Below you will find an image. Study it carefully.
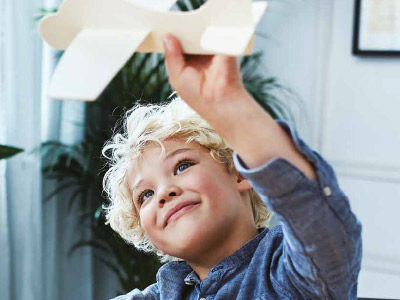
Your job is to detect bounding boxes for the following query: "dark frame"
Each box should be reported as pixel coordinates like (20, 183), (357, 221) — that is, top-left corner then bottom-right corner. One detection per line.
(352, 0), (400, 56)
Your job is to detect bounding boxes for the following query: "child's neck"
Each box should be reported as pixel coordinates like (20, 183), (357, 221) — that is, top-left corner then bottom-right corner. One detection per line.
(187, 224), (258, 281)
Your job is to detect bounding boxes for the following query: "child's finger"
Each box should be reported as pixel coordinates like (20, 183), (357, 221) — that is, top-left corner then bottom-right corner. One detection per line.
(162, 33), (185, 83)
(217, 55), (239, 70)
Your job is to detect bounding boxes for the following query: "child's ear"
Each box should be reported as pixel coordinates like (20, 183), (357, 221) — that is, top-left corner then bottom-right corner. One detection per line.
(235, 171), (252, 192)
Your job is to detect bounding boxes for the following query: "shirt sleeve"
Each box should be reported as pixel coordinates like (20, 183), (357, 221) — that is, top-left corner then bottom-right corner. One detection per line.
(232, 119), (362, 299)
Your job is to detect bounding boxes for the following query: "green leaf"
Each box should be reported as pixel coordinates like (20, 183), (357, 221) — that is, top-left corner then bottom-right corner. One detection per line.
(69, 240), (111, 257)
(43, 181), (79, 202)
(176, 1), (189, 11)
(188, 0), (201, 10)
(0, 145), (23, 160)
(33, 7), (58, 22)
(94, 206), (103, 220)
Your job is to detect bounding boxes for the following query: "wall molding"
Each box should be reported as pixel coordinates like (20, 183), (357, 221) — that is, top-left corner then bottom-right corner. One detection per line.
(362, 251), (400, 277)
(328, 158), (400, 183)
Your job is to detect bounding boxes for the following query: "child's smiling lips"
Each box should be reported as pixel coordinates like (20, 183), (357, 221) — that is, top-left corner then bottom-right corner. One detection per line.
(164, 200), (201, 227)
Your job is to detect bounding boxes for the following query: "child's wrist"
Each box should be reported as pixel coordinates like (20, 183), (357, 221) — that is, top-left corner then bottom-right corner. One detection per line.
(214, 85), (250, 104)
(207, 91), (269, 143)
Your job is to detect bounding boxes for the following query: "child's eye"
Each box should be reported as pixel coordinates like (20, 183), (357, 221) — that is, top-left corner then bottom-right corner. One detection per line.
(174, 159), (195, 175)
(137, 189), (154, 204)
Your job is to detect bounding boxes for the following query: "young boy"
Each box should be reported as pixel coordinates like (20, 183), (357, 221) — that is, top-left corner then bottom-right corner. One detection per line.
(103, 34), (362, 299)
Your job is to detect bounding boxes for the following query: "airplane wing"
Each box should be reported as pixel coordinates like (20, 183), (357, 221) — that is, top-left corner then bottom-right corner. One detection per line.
(128, 0), (177, 11)
(200, 1), (268, 56)
(200, 26), (255, 56)
(47, 28), (150, 101)
(45, 0), (176, 101)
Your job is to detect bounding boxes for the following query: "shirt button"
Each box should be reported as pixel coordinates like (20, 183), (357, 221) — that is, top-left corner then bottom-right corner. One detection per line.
(323, 186), (332, 196)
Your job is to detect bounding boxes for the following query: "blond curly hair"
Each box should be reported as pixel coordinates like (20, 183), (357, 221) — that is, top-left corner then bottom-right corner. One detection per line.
(102, 96), (271, 262)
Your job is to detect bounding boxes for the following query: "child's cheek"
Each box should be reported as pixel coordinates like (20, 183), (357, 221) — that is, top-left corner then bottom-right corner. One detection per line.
(188, 171), (227, 210)
(139, 205), (158, 235)
(140, 208), (169, 251)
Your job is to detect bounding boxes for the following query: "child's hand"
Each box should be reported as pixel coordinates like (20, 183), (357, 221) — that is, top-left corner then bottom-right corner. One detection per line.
(162, 33), (316, 180)
(162, 33), (249, 118)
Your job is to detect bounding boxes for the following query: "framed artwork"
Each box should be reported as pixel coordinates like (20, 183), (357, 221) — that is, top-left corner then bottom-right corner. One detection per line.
(353, 0), (400, 55)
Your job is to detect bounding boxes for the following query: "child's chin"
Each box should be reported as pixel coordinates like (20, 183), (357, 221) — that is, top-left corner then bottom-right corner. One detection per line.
(167, 215), (204, 237)
(166, 219), (224, 255)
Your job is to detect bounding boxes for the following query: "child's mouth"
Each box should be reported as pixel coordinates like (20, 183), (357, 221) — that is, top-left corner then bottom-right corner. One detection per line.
(166, 203), (200, 226)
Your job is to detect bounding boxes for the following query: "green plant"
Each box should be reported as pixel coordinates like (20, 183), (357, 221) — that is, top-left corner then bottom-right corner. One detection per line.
(0, 145), (23, 160)
(34, 7), (58, 21)
(39, 0), (298, 295)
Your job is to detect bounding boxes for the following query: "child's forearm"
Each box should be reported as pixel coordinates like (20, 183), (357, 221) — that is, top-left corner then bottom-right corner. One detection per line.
(233, 119), (363, 298)
(207, 91), (317, 181)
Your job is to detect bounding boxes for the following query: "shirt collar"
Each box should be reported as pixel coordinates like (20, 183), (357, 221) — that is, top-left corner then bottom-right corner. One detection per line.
(205, 227), (269, 271)
(157, 227), (269, 286)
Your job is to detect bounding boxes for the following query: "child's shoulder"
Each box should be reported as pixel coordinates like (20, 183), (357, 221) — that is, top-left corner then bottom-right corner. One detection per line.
(252, 225), (285, 259)
(109, 283), (159, 300)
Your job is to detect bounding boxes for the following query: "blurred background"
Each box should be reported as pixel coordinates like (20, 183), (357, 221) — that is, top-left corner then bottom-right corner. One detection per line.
(1, 0), (399, 299)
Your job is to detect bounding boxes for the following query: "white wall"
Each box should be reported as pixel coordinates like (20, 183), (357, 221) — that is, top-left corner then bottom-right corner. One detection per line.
(255, 0), (400, 298)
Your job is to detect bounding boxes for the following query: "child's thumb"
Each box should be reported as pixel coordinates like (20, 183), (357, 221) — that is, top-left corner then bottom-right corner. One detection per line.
(162, 34), (185, 82)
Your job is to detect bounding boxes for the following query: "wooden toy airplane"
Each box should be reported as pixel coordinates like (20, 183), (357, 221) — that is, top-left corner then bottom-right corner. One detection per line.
(39, 0), (268, 101)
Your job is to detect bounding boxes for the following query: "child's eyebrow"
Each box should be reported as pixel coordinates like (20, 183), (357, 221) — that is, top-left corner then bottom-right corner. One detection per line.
(132, 148), (195, 192)
(164, 148), (194, 160)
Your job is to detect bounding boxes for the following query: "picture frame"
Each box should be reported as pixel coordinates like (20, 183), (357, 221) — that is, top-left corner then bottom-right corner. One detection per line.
(352, 0), (400, 56)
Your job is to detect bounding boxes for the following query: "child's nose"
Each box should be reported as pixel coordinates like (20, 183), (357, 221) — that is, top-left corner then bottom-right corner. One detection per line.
(159, 192), (175, 205)
(158, 186), (182, 206)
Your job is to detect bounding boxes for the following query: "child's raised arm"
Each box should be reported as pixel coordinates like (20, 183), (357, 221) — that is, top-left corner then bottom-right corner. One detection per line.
(162, 34), (362, 298)
(162, 33), (316, 180)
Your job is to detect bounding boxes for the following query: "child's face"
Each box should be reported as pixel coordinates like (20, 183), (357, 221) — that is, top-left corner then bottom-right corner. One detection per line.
(128, 138), (253, 260)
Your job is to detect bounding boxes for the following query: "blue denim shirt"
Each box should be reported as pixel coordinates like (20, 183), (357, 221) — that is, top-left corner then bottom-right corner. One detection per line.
(112, 120), (362, 300)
